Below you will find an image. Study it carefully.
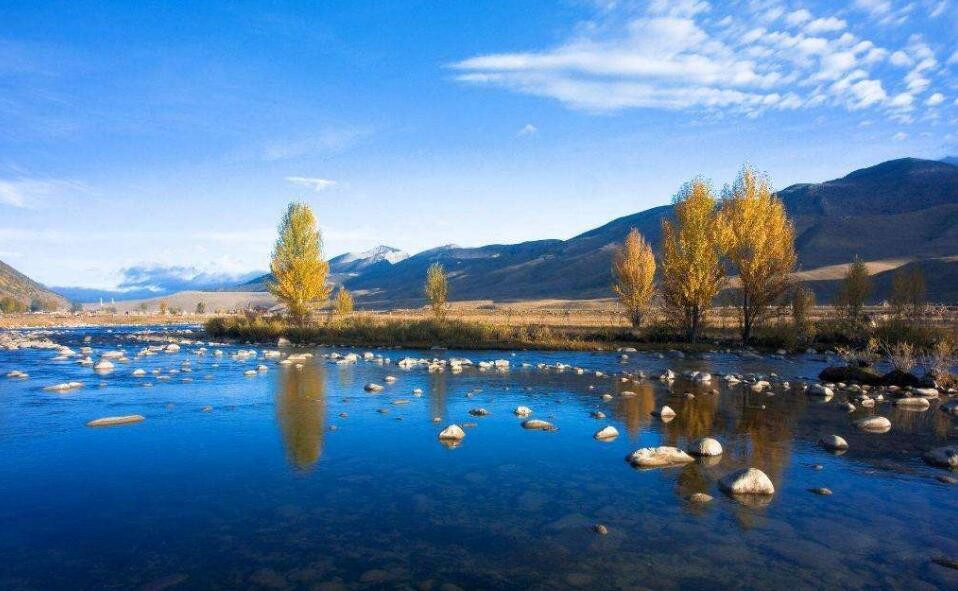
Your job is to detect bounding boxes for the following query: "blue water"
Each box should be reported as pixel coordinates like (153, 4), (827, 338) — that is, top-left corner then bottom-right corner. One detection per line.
(0, 326), (956, 590)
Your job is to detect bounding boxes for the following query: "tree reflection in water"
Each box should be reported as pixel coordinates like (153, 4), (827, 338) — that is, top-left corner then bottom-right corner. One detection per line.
(276, 362), (328, 471)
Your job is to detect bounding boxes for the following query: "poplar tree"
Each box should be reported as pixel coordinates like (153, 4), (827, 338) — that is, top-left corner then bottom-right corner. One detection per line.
(661, 178), (727, 342)
(720, 166), (796, 344)
(268, 202), (331, 326)
(612, 228), (656, 329)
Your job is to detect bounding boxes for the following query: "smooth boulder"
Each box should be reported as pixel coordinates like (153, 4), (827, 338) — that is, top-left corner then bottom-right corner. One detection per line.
(86, 415), (145, 428)
(855, 416), (892, 433)
(819, 434), (849, 451)
(719, 467), (775, 495)
(626, 446), (694, 468)
(438, 425), (465, 441)
(687, 437), (723, 457)
(521, 419), (557, 431)
(593, 426), (619, 441)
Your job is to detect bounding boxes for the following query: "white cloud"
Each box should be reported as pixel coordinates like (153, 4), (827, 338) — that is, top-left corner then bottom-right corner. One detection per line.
(889, 50), (912, 67)
(948, 49), (958, 65)
(930, 1), (947, 17)
(926, 92), (945, 106)
(285, 176), (337, 192)
(893, 131), (908, 141)
(854, 0), (892, 16)
(517, 123), (538, 136)
(450, 2), (951, 120)
(805, 17), (847, 34)
(785, 9), (812, 26)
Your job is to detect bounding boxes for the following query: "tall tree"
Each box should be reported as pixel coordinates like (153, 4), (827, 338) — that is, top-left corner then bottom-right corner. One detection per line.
(612, 228), (656, 329)
(835, 256), (871, 321)
(719, 166), (797, 344)
(889, 266), (926, 318)
(268, 202), (331, 326)
(424, 262), (449, 321)
(661, 178), (727, 342)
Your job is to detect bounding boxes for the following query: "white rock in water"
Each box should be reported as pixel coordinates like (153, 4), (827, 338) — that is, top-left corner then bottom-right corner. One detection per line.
(808, 384), (833, 397)
(364, 383), (384, 392)
(131, 369), (147, 377)
(256, 364), (268, 372)
(384, 375), (397, 383)
(895, 397), (930, 410)
(627, 446), (694, 468)
(521, 419), (557, 431)
(923, 446), (958, 469)
(243, 370), (257, 377)
(94, 359), (115, 371)
(5, 370), (28, 379)
(43, 382), (82, 392)
(277, 337), (291, 347)
(164, 344), (180, 353)
(687, 437), (723, 457)
(652, 405), (676, 418)
(719, 467), (775, 495)
(438, 424), (465, 441)
(819, 434), (849, 451)
(855, 416), (891, 432)
(513, 406), (533, 417)
(594, 426), (619, 441)
(86, 415), (145, 427)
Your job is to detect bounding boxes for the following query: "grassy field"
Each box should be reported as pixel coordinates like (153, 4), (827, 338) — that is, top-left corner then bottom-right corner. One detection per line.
(5, 299), (956, 352)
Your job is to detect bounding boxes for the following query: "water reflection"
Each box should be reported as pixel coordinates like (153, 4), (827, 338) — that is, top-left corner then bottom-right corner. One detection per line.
(612, 382), (655, 438)
(275, 363), (327, 471)
(428, 370), (448, 421)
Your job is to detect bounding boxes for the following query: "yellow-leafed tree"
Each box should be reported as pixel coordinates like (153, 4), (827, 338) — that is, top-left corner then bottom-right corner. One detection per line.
(424, 262), (448, 321)
(335, 286), (354, 316)
(612, 228), (656, 328)
(661, 178), (727, 342)
(719, 165), (796, 344)
(268, 202), (331, 326)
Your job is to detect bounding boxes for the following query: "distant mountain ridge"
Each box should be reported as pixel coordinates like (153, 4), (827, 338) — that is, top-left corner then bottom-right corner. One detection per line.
(342, 157), (958, 305)
(239, 245), (409, 292)
(0, 259), (70, 310)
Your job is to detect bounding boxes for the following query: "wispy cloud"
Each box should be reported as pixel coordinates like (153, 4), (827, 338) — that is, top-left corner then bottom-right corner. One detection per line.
(450, 1), (953, 120)
(261, 126), (374, 161)
(517, 123), (538, 136)
(285, 176), (337, 192)
(0, 177), (89, 208)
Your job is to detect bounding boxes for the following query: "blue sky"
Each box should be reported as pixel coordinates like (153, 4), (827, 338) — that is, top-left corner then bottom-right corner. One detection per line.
(1, 0), (956, 292)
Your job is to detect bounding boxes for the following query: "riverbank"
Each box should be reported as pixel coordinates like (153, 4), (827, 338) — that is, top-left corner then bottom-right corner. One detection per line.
(203, 315), (808, 352)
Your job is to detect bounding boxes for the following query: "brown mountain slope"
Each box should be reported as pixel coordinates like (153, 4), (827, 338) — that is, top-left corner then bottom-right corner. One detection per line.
(0, 259), (70, 311)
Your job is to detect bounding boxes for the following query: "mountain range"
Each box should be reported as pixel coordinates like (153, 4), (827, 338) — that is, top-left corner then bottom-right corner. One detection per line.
(338, 157), (958, 305)
(3, 156), (958, 310)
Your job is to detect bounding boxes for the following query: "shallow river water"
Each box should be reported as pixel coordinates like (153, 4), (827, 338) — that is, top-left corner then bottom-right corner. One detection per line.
(0, 325), (956, 590)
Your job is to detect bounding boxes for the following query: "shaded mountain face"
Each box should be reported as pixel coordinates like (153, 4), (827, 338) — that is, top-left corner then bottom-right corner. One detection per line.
(0, 259), (70, 310)
(346, 157), (958, 305)
(942, 156), (958, 167)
